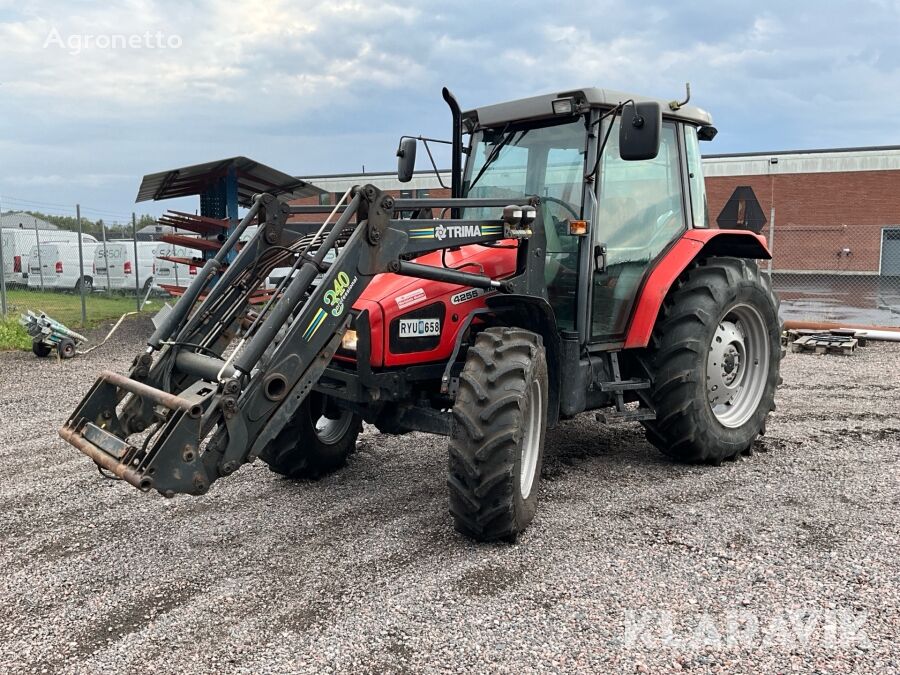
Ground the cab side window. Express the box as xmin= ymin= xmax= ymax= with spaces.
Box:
xmin=684 ymin=125 xmax=709 ymax=228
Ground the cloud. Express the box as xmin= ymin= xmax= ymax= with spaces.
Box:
xmin=0 ymin=1 xmax=899 ymax=215
xmin=3 ymin=173 xmax=127 ymax=188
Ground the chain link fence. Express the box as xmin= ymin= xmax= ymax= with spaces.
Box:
xmin=1 ymin=204 xmax=173 ymax=349
xmin=765 ymin=220 xmax=900 ymax=327
xmin=3 ymin=197 xmax=899 ymax=351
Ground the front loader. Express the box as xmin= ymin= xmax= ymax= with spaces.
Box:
xmin=61 ymin=86 xmax=781 ymax=541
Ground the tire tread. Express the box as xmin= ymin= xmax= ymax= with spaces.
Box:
xmin=448 ymin=326 xmax=546 ymax=542
xmin=640 ymin=257 xmax=782 ymax=463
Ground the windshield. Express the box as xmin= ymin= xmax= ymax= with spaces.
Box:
xmin=463 ymin=117 xmax=586 ymax=219
xmin=462 ymin=116 xmax=587 ymax=330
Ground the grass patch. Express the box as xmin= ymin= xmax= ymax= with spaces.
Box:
xmin=1 ymin=289 xmax=163 ymax=351
xmin=0 ymin=317 xmax=30 ymax=350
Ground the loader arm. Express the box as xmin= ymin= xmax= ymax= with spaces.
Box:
xmin=60 ymin=185 xmax=545 ymax=497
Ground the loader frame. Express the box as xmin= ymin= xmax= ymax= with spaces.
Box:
xmin=61 ymin=186 xmax=551 ymax=497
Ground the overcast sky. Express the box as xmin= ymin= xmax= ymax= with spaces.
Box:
xmin=1 ymin=0 xmax=899 ymax=221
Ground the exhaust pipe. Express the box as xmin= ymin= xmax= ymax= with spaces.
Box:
xmin=442 ymin=87 xmax=463 ymax=217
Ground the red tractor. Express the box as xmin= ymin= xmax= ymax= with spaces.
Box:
xmin=61 ymin=86 xmax=781 ymax=542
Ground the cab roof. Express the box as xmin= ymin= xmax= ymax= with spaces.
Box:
xmin=462 ymin=87 xmax=713 ymax=130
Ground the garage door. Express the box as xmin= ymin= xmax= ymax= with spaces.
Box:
xmin=882 ymin=228 xmax=900 ymax=276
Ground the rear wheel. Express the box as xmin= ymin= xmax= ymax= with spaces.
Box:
xmin=76 ymin=276 xmax=93 ymax=294
xmin=264 ymin=393 xmax=361 ymax=479
xmin=448 ymin=327 xmax=548 ymax=542
xmin=641 ymin=257 xmax=781 ymax=463
xmin=32 ymin=340 xmax=52 ymax=358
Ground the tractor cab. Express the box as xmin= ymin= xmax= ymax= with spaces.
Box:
xmin=455 ymin=88 xmax=715 ymax=343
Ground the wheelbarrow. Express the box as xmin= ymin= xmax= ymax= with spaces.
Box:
xmin=20 ymin=311 xmax=87 ymax=359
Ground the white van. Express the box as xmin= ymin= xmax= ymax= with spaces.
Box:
xmin=2 ymin=229 xmax=97 ymax=286
xmin=151 ymin=243 xmax=201 ymax=290
xmin=26 ymin=240 xmax=100 ymax=291
xmin=93 ymin=240 xmax=160 ymax=293
xmin=151 ymin=227 xmax=289 ymax=293
xmin=148 ymin=226 xmax=300 ymax=295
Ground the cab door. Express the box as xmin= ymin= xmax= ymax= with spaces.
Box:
xmin=590 ymin=120 xmax=688 ymax=342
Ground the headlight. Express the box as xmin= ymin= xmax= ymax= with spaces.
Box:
xmin=341 ymin=329 xmax=358 ymax=352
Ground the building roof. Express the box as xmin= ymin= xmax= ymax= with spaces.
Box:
xmin=300 ymin=144 xmax=900 ymax=192
xmin=0 ymin=212 xmax=58 ymax=230
xmin=704 ymin=144 xmax=900 ymax=159
xmin=703 ymin=145 xmax=900 ymax=177
xmin=302 ymin=169 xmax=451 ymax=194
xmin=136 ymin=224 xmax=180 ymax=241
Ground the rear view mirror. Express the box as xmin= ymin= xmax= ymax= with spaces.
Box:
xmin=619 ymin=102 xmax=661 ymax=161
xmin=397 ymin=137 xmax=417 ymax=182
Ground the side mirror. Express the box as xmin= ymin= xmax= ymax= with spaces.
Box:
xmin=619 ymin=102 xmax=661 ymax=161
xmin=397 ymin=137 xmax=417 ymax=183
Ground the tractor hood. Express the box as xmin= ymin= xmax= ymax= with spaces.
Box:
xmin=350 ymin=243 xmax=518 ymax=368
xmin=354 ymin=244 xmax=517 ymax=315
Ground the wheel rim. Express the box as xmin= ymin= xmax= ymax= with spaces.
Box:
xmin=706 ymin=303 xmax=770 ymax=428
xmin=520 ymin=378 xmax=543 ymax=500
xmin=313 ymin=408 xmax=354 ymax=445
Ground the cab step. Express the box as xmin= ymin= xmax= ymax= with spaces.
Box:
xmin=596 ymin=351 xmax=656 ymax=424
xmin=597 ymin=378 xmax=650 ymax=392
xmin=596 ymin=408 xmax=656 ymax=424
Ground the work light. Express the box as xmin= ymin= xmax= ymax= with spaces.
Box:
xmin=551 ymin=97 xmax=575 ymax=115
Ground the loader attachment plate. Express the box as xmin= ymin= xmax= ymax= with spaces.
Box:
xmin=60 ymin=422 xmax=149 ymax=491
xmin=61 ymin=373 xmax=217 ymax=495
xmin=82 ymin=422 xmax=131 ymax=460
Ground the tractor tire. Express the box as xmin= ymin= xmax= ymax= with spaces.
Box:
xmin=264 ymin=393 xmax=361 ymax=480
xmin=641 ymin=257 xmax=781 ymax=464
xmin=57 ymin=338 xmax=77 ymax=359
xmin=32 ymin=340 xmax=52 ymax=358
xmin=448 ymin=327 xmax=548 ymax=542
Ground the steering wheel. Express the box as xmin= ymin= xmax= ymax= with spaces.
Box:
xmin=541 ymin=196 xmax=579 ymax=220
xmin=540 ymin=196 xmax=580 ymax=252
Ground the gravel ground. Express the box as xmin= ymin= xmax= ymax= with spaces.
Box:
xmin=0 ymin=316 xmax=897 ymax=674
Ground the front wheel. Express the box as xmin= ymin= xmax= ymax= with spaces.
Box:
xmin=448 ymin=327 xmax=548 ymax=542
xmin=641 ymin=257 xmax=781 ymax=463
xmin=264 ymin=393 xmax=361 ymax=479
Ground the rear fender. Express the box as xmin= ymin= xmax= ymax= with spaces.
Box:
xmin=624 ymin=230 xmax=771 ymax=349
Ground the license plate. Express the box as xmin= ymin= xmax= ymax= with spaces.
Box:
xmin=398 ymin=318 xmax=440 ymax=338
